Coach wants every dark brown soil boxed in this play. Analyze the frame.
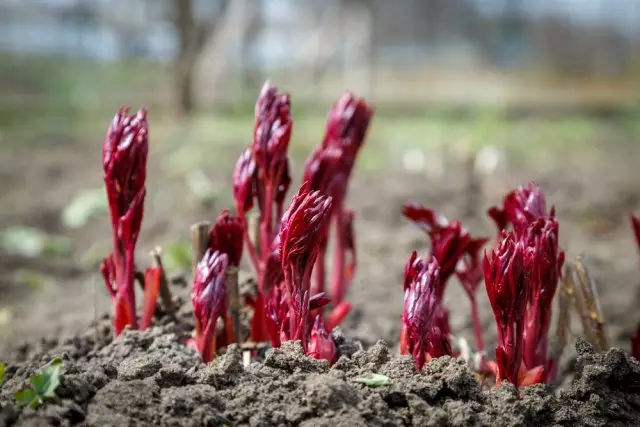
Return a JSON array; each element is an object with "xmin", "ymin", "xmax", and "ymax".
[{"xmin": 2, "ymin": 307, "xmax": 640, "ymax": 427}]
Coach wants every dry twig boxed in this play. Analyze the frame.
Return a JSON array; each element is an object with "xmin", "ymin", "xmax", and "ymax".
[
  {"xmin": 190, "ymin": 221, "xmax": 212, "ymax": 278},
  {"xmin": 564, "ymin": 256, "xmax": 609, "ymax": 352}
]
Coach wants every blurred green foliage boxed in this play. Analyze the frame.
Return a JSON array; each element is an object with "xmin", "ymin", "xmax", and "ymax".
[{"xmin": 1, "ymin": 53, "xmax": 639, "ymax": 168}]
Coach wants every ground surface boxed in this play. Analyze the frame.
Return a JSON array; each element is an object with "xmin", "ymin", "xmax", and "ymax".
[
  {"xmin": 3, "ymin": 310, "xmax": 640, "ymax": 426},
  {"xmin": 0, "ymin": 113, "xmax": 640, "ymax": 425}
]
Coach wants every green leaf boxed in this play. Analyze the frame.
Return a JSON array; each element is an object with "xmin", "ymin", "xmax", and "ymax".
[
  {"xmin": 33, "ymin": 358, "xmax": 62, "ymax": 399},
  {"xmin": 353, "ymin": 373, "xmax": 391, "ymax": 388},
  {"xmin": 0, "ymin": 362, "xmax": 5, "ymax": 386},
  {"xmin": 14, "ymin": 388, "xmax": 37, "ymax": 405}
]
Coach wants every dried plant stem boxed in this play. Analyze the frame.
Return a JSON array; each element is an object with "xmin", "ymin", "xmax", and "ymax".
[
  {"xmin": 190, "ymin": 221, "xmax": 211, "ymax": 279},
  {"xmin": 248, "ymin": 214, "xmax": 261, "ymax": 258},
  {"xmin": 550, "ymin": 267, "xmax": 573, "ymax": 361},
  {"xmin": 574, "ymin": 256, "xmax": 609, "ymax": 351},
  {"xmin": 226, "ymin": 266, "xmax": 241, "ymax": 344},
  {"xmin": 150, "ymin": 246, "xmax": 175, "ymax": 315},
  {"xmin": 564, "ymin": 257, "xmax": 609, "ymax": 352}
]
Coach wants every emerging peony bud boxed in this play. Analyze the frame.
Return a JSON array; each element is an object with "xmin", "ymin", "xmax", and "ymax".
[
  {"xmin": 280, "ymin": 183, "xmax": 333, "ymax": 348},
  {"xmin": 400, "ymin": 254, "xmax": 444, "ymax": 370},
  {"xmin": 252, "ymin": 82, "xmax": 292, "ymax": 183},
  {"xmin": 232, "ymin": 147, "xmax": 256, "ymax": 217},
  {"xmin": 488, "ymin": 182, "xmax": 549, "ymax": 236},
  {"xmin": 484, "ymin": 232, "xmax": 528, "ymax": 390},
  {"xmin": 210, "ymin": 209, "xmax": 244, "ymax": 267},
  {"xmin": 521, "ymin": 217, "xmax": 564, "ymax": 381},
  {"xmin": 403, "ymin": 204, "xmax": 485, "ymax": 299},
  {"xmin": 307, "ymin": 315, "xmax": 337, "ymax": 364},
  {"xmin": 103, "ymin": 107, "xmax": 148, "ymax": 246},
  {"xmin": 191, "ymin": 249, "xmax": 229, "ymax": 363},
  {"xmin": 322, "ymin": 92, "xmax": 374, "ymax": 164},
  {"xmin": 102, "ymin": 107, "xmax": 149, "ymax": 334}
]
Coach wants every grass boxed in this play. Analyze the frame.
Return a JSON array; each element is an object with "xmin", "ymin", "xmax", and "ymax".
[{"xmin": 1, "ymin": 53, "xmax": 640, "ymax": 171}]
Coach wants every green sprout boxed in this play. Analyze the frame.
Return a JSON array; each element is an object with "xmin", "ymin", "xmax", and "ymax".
[{"xmin": 14, "ymin": 357, "xmax": 63, "ymax": 410}]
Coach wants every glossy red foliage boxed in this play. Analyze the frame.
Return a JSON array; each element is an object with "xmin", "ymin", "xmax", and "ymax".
[
  {"xmin": 252, "ymin": 83, "xmax": 292, "ymax": 186},
  {"xmin": 403, "ymin": 204, "xmax": 487, "ymax": 297},
  {"xmin": 521, "ymin": 218, "xmax": 564, "ymax": 381},
  {"xmin": 488, "ymin": 182, "xmax": 551, "ymax": 236},
  {"xmin": 191, "ymin": 249, "xmax": 229, "ymax": 363},
  {"xmin": 307, "ymin": 315, "xmax": 337, "ymax": 364},
  {"xmin": 100, "ymin": 254, "xmax": 131, "ymax": 336},
  {"xmin": 484, "ymin": 232, "xmax": 529, "ymax": 390},
  {"xmin": 141, "ymin": 266, "xmax": 162, "ymax": 330},
  {"xmin": 280, "ymin": 184, "xmax": 333, "ymax": 348},
  {"xmin": 210, "ymin": 209, "xmax": 244, "ymax": 267},
  {"xmin": 303, "ymin": 93, "xmax": 373, "ymax": 305},
  {"xmin": 101, "ymin": 107, "xmax": 149, "ymax": 334},
  {"xmin": 400, "ymin": 253, "xmax": 450, "ymax": 370},
  {"xmin": 403, "ymin": 204, "xmax": 488, "ymax": 351},
  {"xmin": 232, "ymin": 147, "xmax": 257, "ymax": 217}
]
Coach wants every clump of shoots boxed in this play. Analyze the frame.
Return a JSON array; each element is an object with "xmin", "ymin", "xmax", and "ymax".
[
  {"xmin": 484, "ymin": 232, "xmax": 539, "ymax": 391},
  {"xmin": 101, "ymin": 107, "xmax": 154, "ymax": 335},
  {"xmin": 521, "ymin": 218, "xmax": 564, "ymax": 383},
  {"xmin": 279, "ymin": 183, "xmax": 333, "ymax": 349},
  {"xmin": 303, "ymin": 93, "xmax": 373, "ymax": 307},
  {"xmin": 487, "ymin": 182, "xmax": 565, "ymax": 385},
  {"xmin": 232, "ymin": 83, "xmax": 371, "ymax": 352},
  {"xmin": 232, "ymin": 83, "xmax": 293, "ymax": 344},
  {"xmin": 403, "ymin": 204, "xmax": 488, "ymax": 352},
  {"xmin": 190, "ymin": 249, "xmax": 231, "ymax": 363},
  {"xmin": 400, "ymin": 252, "xmax": 451, "ymax": 369}
]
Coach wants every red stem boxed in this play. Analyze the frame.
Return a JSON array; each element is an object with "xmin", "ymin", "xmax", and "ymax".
[
  {"xmin": 123, "ymin": 246, "xmax": 138, "ymax": 330},
  {"xmin": 313, "ymin": 245, "xmax": 327, "ymax": 296},
  {"xmin": 260, "ymin": 183, "xmax": 273, "ymax": 256},
  {"xmin": 513, "ymin": 319, "xmax": 525, "ymax": 391},
  {"xmin": 331, "ymin": 212, "xmax": 346, "ymax": 304},
  {"xmin": 198, "ymin": 321, "xmax": 217, "ymax": 363},
  {"xmin": 469, "ymin": 295, "xmax": 485, "ymax": 352},
  {"xmin": 250, "ymin": 292, "xmax": 270, "ymax": 343},
  {"xmin": 283, "ymin": 264, "xmax": 297, "ymax": 339},
  {"xmin": 325, "ymin": 301, "xmax": 351, "ymax": 331}
]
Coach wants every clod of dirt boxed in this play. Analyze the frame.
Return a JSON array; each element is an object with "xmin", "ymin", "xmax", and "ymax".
[{"xmin": 2, "ymin": 314, "xmax": 640, "ymax": 427}]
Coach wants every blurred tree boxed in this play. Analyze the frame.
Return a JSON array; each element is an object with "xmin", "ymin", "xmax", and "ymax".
[{"xmin": 171, "ymin": 0, "xmax": 230, "ymax": 115}]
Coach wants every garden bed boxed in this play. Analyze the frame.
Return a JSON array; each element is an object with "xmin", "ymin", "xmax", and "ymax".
[{"xmin": 1, "ymin": 303, "xmax": 640, "ymax": 427}]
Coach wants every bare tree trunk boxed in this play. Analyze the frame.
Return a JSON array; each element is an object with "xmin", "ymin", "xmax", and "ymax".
[
  {"xmin": 171, "ymin": 0, "xmax": 230, "ymax": 116},
  {"xmin": 172, "ymin": 0, "xmax": 196, "ymax": 115}
]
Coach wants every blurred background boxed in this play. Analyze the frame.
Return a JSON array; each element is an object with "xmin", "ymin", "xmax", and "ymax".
[{"xmin": 1, "ymin": 0, "xmax": 640, "ymax": 354}]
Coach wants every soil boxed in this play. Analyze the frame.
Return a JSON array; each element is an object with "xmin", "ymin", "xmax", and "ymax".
[
  {"xmin": 2, "ymin": 302, "xmax": 640, "ymax": 427},
  {"xmin": 1, "ymin": 123, "xmax": 640, "ymax": 425}
]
